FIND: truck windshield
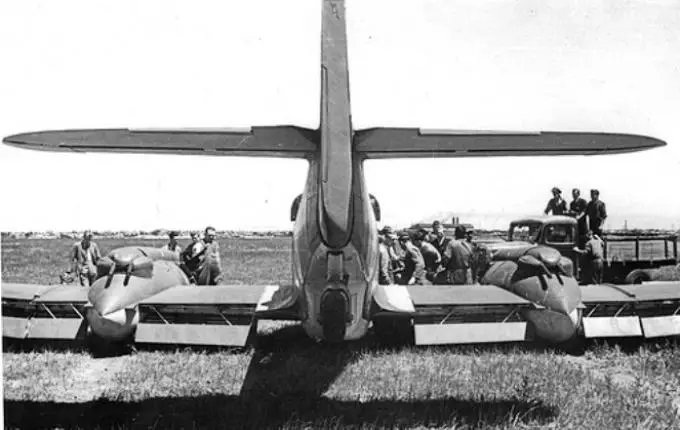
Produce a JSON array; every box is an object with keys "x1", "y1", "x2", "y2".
[
  {"x1": 545, "y1": 224, "x2": 575, "y2": 244},
  {"x1": 510, "y1": 223, "x2": 541, "y2": 243}
]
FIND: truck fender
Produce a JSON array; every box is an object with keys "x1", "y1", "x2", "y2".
[{"x1": 624, "y1": 268, "x2": 653, "y2": 284}]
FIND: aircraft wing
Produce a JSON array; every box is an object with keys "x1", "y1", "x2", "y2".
[
  {"x1": 354, "y1": 128, "x2": 666, "y2": 158},
  {"x1": 2, "y1": 283, "x2": 90, "y2": 340},
  {"x1": 579, "y1": 282, "x2": 680, "y2": 339},
  {"x1": 374, "y1": 284, "x2": 535, "y2": 345},
  {"x1": 135, "y1": 284, "x2": 299, "y2": 346},
  {"x1": 3, "y1": 126, "x2": 317, "y2": 158},
  {"x1": 2, "y1": 283, "x2": 299, "y2": 347}
]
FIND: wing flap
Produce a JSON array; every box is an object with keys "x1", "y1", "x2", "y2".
[
  {"x1": 582, "y1": 316, "x2": 643, "y2": 338},
  {"x1": 135, "y1": 324, "x2": 252, "y2": 346},
  {"x1": 4, "y1": 126, "x2": 317, "y2": 158},
  {"x1": 414, "y1": 322, "x2": 529, "y2": 345},
  {"x1": 354, "y1": 128, "x2": 665, "y2": 159},
  {"x1": 640, "y1": 316, "x2": 680, "y2": 338}
]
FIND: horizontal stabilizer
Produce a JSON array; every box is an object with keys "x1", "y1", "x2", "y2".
[
  {"x1": 415, "y1": 322, "x2": 529, "y2": 345},
  {"x1": 3, "y1": 126, "x2": 317, "y2": 158},
  {"x1": 354, "y1": 128, "x2": 665, "y2": 159}
]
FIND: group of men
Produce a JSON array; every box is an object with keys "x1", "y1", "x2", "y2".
[
  {"x1": 544, "y1": 187, "x2": 607, "y2": 284},
  {"x1": 378, "y1": 221, "x2": 477, "y2": 286},
  {"x1": 68, "y1": 227, "x2": 223, "y2": 287},
  {"x1": 544, "y1": 187, "x2": 607, "y2": 237}
]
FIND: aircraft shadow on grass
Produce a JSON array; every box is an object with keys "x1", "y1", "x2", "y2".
[{"x1": 4, "y1": 325, "x2": 559, "y2": 429}]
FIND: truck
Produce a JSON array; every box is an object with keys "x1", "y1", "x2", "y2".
[{"x1": 504, "y1": 215, "x2": 678, "y2": 284}]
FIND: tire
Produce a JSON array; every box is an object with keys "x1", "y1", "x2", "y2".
[{"x1": 624, "y1": 269, "x2": 652, "y2": 285}]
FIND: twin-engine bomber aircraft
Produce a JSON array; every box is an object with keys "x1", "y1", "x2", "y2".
[{"x1": 2, "y1": 0, "x2": 679, "y2": 349}]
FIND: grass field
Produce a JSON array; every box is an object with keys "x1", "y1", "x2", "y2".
[{"x1": 3, "y1": 237, "x2": 680, "y2": 429}]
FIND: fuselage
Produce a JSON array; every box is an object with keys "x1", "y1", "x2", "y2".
[{"x1": 287, "y1": 0, "x2": 381, "y2": 342}]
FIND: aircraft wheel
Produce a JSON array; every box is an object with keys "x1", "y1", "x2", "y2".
[
  {"x1": 372, "y1": 315, "x2": 414, "y2": 346},
  {"x1": 86, "y1": 331, "x2": 135, "y2": 358}
]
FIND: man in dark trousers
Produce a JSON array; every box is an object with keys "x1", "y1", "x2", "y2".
[
  {"x1": 544, "y1": 187, "x2": 567, "y2": 215},
  {"x1": 586, "y1": 189, "x2": 607, "y2": 237},
  {"x1": 573, "y1": 230, "x2": 605, "y2": 284},
  {"x1": 71, "y1": 230, "x2": 102, "y2": 286},
  {"x1": 569, "y1": 188, "x2": 589, "y2": 247}
]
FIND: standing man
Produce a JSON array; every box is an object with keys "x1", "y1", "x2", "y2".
[
  {"x1": 444, "y1": 226, "x2": 474, "y2": 285},
  {"x1": 397, "y1": 234, "x2": 428, "y2": 285},
  {"x1": 429, "y1": 221, "x2": 451, "y2": 265},
  {"x1": 544, "y1": 187, "x2": 567, "y2": 215},
  {"x1": 162, "y1": 231, "x2": 183, "y2": 255},
  {"x1": 586, "y1": 189, "x2": 607, "y2": 237},
  {"x1": 379, "y1": 226, "x2": 403, "y2": 284},
  {"x1": 413, "y1": 229, "x2": 441, "y2": 283},
  {"x1": 573, "y1": 230, "x2": 605, "y2": 284},
  {"x1": 377, "y1": 233, "x2": 394, "y2": 285},
  {"x1": 197, "y1": 226, "x2": 223, "y2": 286},
  {"x1": 465, "y1": 228, "x2": 480, "y2": 283},
  {"x1": 569, "y1": 188, "x2": 589, "y2": 245},
  {"x1": 71, "y1": 230, "x2": 102, "y2": 286}
]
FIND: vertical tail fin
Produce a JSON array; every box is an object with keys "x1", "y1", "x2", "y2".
[{"x1": 318, "y1": 0, "x2": 353, "y2": 249}]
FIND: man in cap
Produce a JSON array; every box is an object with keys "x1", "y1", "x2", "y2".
[
  {"x1": 397, "y1": 233, "x2": 428, "y2": 285},
  {"x1": 444, "y1": 226, "x2": 474, "y2": 285},
  {"x1": 413, "y1": 228, "x2": 441, "y2": 283},
  {"x1": 544, "y1": 187, "x2": 567, "y2": 216},
  {"x1": 162, "y1": 231, "x2": 183, "y2": 254},
  {"x1": 586, "y1": 189, "x2": 607, "y2": 237},
  {"x1": 379, "y1": 226, "x2": 403, "y2": 284},
  {"x1": 377, "y1": 231, "x2": 394, "y2": 285},
  {"x1": 573, "y1": 229, "x2": 605, "y2": 284},
  {"x1": 71, "y1": 230, "x2": 102, "y2": 286}
]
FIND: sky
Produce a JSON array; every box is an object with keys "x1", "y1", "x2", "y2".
[{"x1": 0, "y1": 0, "x2": 679, "y2": 232}]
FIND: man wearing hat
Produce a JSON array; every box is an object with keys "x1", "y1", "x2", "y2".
[
  {"x1": 379, "y1": 226, "x2": 403, "y2": 284},
  {"x1": 71, "y1": 230, "x2": 102, "y2": 286},
  {"x1": 544, "y1": 187, "x2": 567, "y2": 216},
  {"x1": 397, "y1": 233, "x2": 428, "y2": 285},
  {"x1": 586, "y1": 189, "x2": 607, "y2": 237},
  {"x1": 162, "y1": 231, "x2": 183, "y2": 254},
  {"x1": 444, "y1": 226, "x2": 474, "y2": 285},
  {"x1": 413, "y1": 228, "x2": 441, "y2": 282}
]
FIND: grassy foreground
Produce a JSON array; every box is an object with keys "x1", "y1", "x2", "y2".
[{"x1": 3, "y1": 237, "x2": 680, "y2": 429}]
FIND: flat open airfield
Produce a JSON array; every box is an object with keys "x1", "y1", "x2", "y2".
[{"x1": 3, "y1": 237, "x2": 680, "y2": 429}]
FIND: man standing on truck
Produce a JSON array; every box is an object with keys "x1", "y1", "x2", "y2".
[
  {"x1": 573, "y1": 229, "x2": 604, "y2": 284},
  {"x1": 586, "y1": 189, "x2": 608, "y2": 237},
  {"x1": 569, "y1": 188, "x2": 588, "y2": 246},
  {"x1": 544, "y1": 187, "x2": 567, "y2": 215}
]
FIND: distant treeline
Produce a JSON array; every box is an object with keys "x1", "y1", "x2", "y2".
[{"x1": 1, "y1": 230, "x2": 294, "y2": 240}]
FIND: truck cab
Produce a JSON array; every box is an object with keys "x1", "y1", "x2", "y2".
[{"x1": 508, "y1": 216, "x2": 581, "y2": 277}]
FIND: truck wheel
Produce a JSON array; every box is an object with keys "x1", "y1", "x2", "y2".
[{"x1": 624, "y1": 269, "x2": 652, "y2": 284}]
